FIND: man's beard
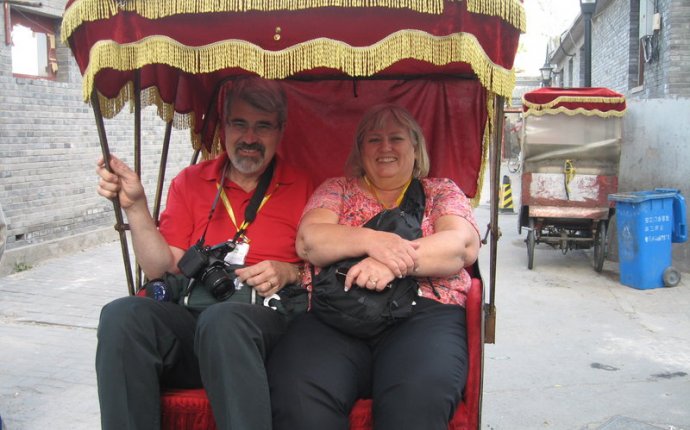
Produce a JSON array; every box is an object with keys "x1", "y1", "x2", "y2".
[{"x1": 230, "y1": 142, "x2": 266, "y2": 174}]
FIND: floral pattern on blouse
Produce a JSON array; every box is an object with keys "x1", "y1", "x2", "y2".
[{"x1": 302, "y1": 177, "x2": 480, "y2": 307}]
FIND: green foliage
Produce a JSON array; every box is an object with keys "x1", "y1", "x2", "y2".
[{"x1": 13, "y1": 262, "x2": 32, "y2": 273}]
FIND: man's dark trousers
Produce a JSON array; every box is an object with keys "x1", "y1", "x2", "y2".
[{"x1": 96, "y1": 296, "x2": 287, "y2": 430}]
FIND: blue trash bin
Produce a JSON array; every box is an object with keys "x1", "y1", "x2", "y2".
[{"x1": 608, "y1": 189, "x2": 687, "y2": 290}]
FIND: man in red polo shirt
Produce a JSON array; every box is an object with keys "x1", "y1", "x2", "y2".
[{"x1": 94, "y1": 77, "x2": 313, "y2": 430}]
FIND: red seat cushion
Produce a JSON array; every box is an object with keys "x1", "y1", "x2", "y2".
[
  {"x1": 160, "y1": 278, "x2": 483, "y2": 429},
  {"x1": 161, "y1": 389, "x2": 216, "y2": 430}
]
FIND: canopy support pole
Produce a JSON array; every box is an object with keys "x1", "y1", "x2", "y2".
[
  {"x1": 132, "y1": 72, "x2": 144, "y2": 291},
  {"x1": 485, "y1": 95, "x2": 504, "y2": 345},
  {"x1": 91, "y1": 90, "x2": 135, "y2": 296},
  {"x1": 152, "y1": 120, "x2": 173, "y2": 223},
  {"x1": 133, "y1": 73, "x2": 142, "y2": 175}
]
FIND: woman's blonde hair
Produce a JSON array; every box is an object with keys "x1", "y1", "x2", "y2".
[{"x1": 345, "y1": 104, "x2": 430, "y2": 178}]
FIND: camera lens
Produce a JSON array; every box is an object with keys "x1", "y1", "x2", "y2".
[{"x1": 201, "y1": 265, "x2": 235, "y2": 301}]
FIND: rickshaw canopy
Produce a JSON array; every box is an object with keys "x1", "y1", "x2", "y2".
[
  {"x1": 62, "y1": 0, "x2": 524, "y2": 197},
  {"x1": 522, "y1": 87, "x2": 626, "y2": 117}
]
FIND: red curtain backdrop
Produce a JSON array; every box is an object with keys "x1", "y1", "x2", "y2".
[{"x1": 271, "y1": 79, "x2": 487, "y2": 197}]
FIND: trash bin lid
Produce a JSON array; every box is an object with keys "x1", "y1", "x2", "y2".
[{"x1": 608, "y1": 189, "x2": 679, "y2": 203}]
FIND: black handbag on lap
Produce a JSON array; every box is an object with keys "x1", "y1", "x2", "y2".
[{"x1": 310, "y1": 179, "x2": 425, "y2": 338}]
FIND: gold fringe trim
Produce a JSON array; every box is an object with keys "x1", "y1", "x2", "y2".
[
  {"x1": 469, "y1": 91, "x2": 493, "y2": 208},
  {"x1": 523, "y1": 106, "x2": 627, "y2": 118},
  {"x1": 81, "y1": 31, "x2": 516, "y2": 108},
  {"x1": 61, "y1": 0, "x2": 447, "y2": 43},
  {"x1": 465, "y1": 0, "x2": 526, "y2": 33},
  {"x1": 96, "y1": 82, "x2": 193, "y2": 127},
  {"x1": 522, "y1": 95, "x2": 626, "y2": 111},
  {"x1": 95, "y1": 83, "x2": 203, "y2": 148},
  {"x1": 203, "y1": 128, "x2": 225, "y2": 160},
  {"x1": 61, "y1": 0, "x2": 525, "y2": 44}
]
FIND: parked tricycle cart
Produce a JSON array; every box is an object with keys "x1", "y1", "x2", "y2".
[{"x1": 518, "y1": 87, "x2": 626, "y2": 272}]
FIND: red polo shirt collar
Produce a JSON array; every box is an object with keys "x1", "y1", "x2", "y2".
[{"x1": 200, "y1": 153, "x2": 297, "y2": 189}]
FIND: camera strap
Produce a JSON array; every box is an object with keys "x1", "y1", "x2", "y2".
[
  {"x1": 196, "y1": 157, "x2": 275, "y2": 247},
  {"x1": 231, "y1": 158, "x2": 275, "y2": 242},
  {"x1": 196, "y1": 160, "x2": 230, "y2": 247}
]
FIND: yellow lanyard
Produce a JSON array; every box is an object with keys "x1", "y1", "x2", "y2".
[
  {"x1": 217, "y1": 184, "x2": 274, "y2": 238},
  {"x1": 364, "y1": 176, "x2": 412, "y2": 209}
]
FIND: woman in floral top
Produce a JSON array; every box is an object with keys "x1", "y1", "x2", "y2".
[{"x1": 268, "y1": 104, "x2": 481, "y2": 430}]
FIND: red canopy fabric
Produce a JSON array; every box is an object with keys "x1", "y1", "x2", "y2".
[
  {"x1": 278, "y1": 79, "x2": 486, "y2": 195},
  {"x1": 522, "y1": 87, "x2": 626, "y2": 117},
  {"x1": 62, "y1": 0, "x2": 523, "y2": 201}
]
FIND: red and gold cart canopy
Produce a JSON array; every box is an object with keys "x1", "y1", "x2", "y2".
[
  {"x1": 522, "y1": 87, "x2": 626, "y2": 118},
  {"x1": 62, "y1": 0, "x2": 523, "y2": 198}
]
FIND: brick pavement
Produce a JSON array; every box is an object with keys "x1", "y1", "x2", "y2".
[
  {"x1": 0, "y1": 241, "x2": 125, "y2": 430},
  {"x1": 0, "y1": 205, "x2": 689, "y2": 429}
]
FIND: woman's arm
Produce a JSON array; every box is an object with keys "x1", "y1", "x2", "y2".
[
  {"x1": 296, "y1": 208, "x2": 419, "y2": 276},
  {"x1": 412, "y1": 214, "x2": 480, "y2": 278}
]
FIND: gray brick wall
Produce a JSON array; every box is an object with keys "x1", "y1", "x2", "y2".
[
  {"x1": 582, "y1": 0, "x2": 690, "y2": 98},
  {"x1": 666, "y1": 0, "x2": 690, "y2": 97},
  {"x1": 626, "y1": 0, "x2": 641, "y2": 90},
  {"x1": 1, "y1": 2, "x2": 191, "y2": 257},
  {"x1": 591, "y1": 0, "x2": 630, "y2": 93}
]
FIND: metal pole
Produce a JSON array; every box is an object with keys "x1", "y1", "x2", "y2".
[
  {"x1": 152, "y1": 120, "x2": 173, "y2": 223},
  {"x1": 584, "y1": 12, "x2": 593, "y2": 87},
  {"x1": 4, "y1": 2, "x2": 11, "y2": 46},
  {"x1": 91, "y1": 90, "x2": 136, "y2": 296},
  {"x1": 132, "y1": 73, "x2": 143, "y2": 290},
  {"x1": 485, "y1": 95, "x2": 504, "y2": 345}
]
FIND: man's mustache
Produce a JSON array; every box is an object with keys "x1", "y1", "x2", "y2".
[{"x1": 236, "y1": 142, "x2": 265, "y2": 156}]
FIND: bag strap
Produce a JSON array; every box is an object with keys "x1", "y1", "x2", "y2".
[
  {"x1": 398, "y1": 178, "x2": 425, "y2": 225},
  {"x1": 362, "y1": 178, "x2": 425, "y2": 235}
]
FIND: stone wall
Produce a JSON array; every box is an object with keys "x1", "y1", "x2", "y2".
[{"x1": 0, "y1": 1, "x2": 191, "y2": 274}]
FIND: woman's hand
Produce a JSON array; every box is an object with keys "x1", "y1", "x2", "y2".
[
  {"x1": 235, "y1": 261, "x2": 300, "y2": 297},
  {"x1": 365, "y1": 231, "x2": 420, "y2": 278},
  {"x1": 342, "y1": 257, "x2": 396, "y2": 292}
]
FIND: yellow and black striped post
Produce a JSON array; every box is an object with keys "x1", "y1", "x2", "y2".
[{"x1": 499, "y1": 175, "x2": 514, "y2": 213}]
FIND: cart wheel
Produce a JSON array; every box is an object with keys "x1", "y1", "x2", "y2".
[
  {"x1": 527, "y1": 218, "x2": 535, "y2": 270},
  {"x1": 663, "y1": 267, "x2": 681, "y2": 287},
  {"x1": 593, "y1": 221, "x2": 607, "y2": 273}
]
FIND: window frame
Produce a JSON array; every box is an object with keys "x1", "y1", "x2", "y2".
[{"x1": 10, "y1": 8, "x2": 58, "y2": 80}]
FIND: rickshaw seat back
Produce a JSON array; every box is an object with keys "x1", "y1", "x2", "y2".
[{"x1": 158, "y1": 277, "x2": 484, "y2": 430}]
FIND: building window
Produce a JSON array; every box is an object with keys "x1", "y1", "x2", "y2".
[{"x1": 10, "y1": 9, "x2": 58, "y2": 80}]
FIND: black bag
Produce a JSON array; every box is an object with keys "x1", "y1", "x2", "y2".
[{"x1": 310, "y1": 179, "x2": 425, "y2": 338}]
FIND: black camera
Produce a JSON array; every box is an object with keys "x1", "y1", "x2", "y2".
[{"x1": 178, "y1": 241, "x2": 238, "y2": 301}]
